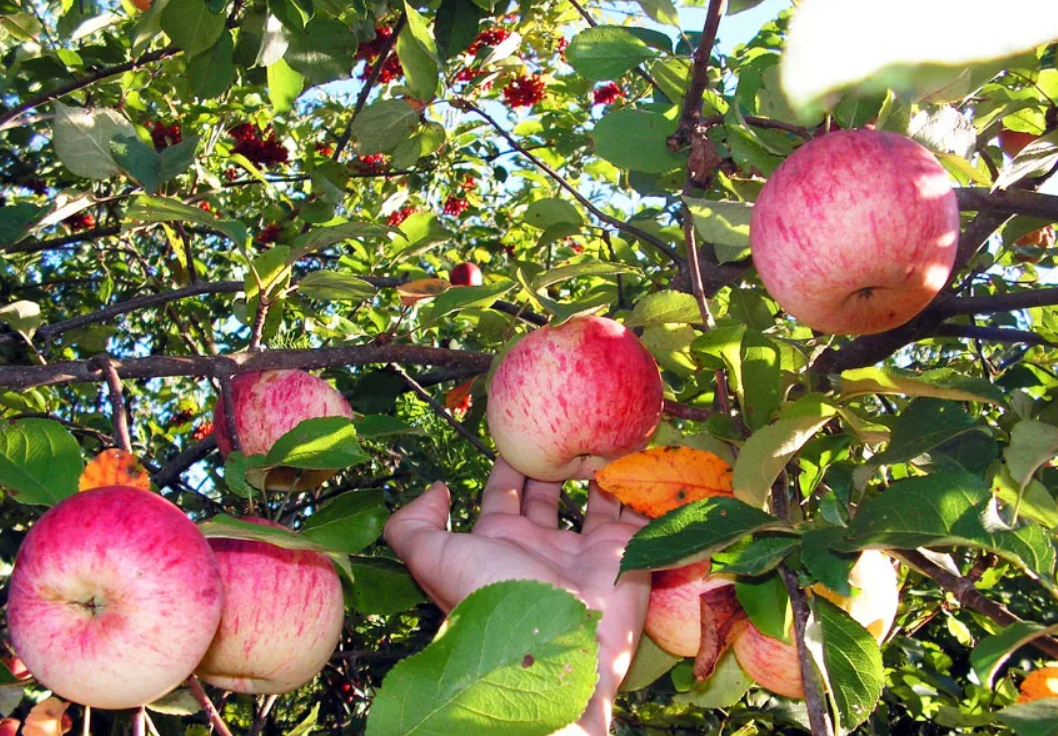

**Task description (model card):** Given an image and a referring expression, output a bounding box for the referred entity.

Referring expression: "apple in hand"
[733,551,900,699]
[750,129,960,335]
[643,560,736,657]
[195,517,345,694]
[214,369,354,491]
[6,486,224,710]
[450,262,483,286]
[486,315,664,481]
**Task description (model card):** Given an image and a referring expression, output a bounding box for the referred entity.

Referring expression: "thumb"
[384,481,452,566]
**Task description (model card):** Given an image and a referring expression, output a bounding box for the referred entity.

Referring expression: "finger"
[521,478,563,527]
[384,482,453,584]
[479,457,525,518]
[583,481,622,534]
[618,506,651,530]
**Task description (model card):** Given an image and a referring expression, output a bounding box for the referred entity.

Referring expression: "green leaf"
[971,622,1058,689]
[427,279,515,322]
[366,580,600,736]
[993,468,1058,530]
[800,528,857,597]
[297,271,377,302]
[740,329,781,431]
[111,134,163,193]
[780,0,1058,118]
[869,399,995,475]
[301,489,388,554]
[347,556,425,615]
[818,598,884,732]
[353,415,419,439]
[0,300,41,339]
[188,30,236,98]
[1005,420,1058,491]
[397,1,440,100]
[433,0,483,58]
[200,514,330,552]
[736,572,790,642]
[593,108,685,174]
[285,19,357,85]
[292,220,393,257]
[621,496,791,573]
[841,471,1057,585]
[997,699,1058,736]
[286,704,320,736]
[672,650,754,707]
[837,366,1005,405]
[222,451,260,498]
[621,634,679,692]
[0,419,83,506]
[682,198,753,264]
[531,261,635,291]
[160,0,225,58]
[566,26,656,82]
[997,130,1058,190]
[632,0,679,28]
[265,416,368,470]
[266,57,304,113]
[389,212,453,262]
[159,135,200,184]
[350,99,419,155]
[0,203,44,247]
[713,535,799,576]
[732,397,838,508]
[124,194,248,246]
[523,198,583,229]
[627,290,702,327]
[53,102,136,180]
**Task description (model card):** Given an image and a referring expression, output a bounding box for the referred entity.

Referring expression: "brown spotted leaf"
[595,446,734,518]
[397,278,450,306]
[693,584,748,681]
[79,448,150,492]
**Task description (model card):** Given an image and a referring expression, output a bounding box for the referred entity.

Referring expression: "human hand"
[384,459,652,736]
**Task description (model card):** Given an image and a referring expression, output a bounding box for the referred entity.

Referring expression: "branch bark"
[668,0,726,150]
[955,188,1058,221]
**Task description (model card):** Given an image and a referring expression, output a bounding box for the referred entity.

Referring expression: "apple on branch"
[750,129,960,335]
[5,486,224,710]
[195,517,346,694]
[213,369,354,491]
[486,315,664,481]
[643,560,739,659]
[449,262,483,286]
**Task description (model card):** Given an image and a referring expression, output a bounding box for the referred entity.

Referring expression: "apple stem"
[89,354,132,453]
[132,707,146,736]
[82,707,90,736]
[248,694,278,736]
[188,676,236,736]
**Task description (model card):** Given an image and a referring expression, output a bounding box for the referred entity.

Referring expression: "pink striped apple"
[194,517,345,694]
[644,560,737,657]
[750,129,960,335]
[486,316,664,481]
[213,369,354,491]
[6,486,223,709]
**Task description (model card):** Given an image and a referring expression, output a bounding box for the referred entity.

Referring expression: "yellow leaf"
[24,698,70,736]
[595,446,733,518]
[397,278,449,305]
[79,448,151,492]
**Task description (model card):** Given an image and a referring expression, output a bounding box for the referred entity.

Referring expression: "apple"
[213,369,354,491]
[0,719,19,736]
[450,262,483,286]
[486,315,664,481]
[195,517,345,694]
[5,486,223,710]
[999,127,1037,158]
[3,655,30,681]
[733,551,900,699]
[643,560,736,657]
[750,129,960,335]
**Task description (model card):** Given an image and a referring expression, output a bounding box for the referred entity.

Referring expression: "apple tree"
[1,0,1058,733]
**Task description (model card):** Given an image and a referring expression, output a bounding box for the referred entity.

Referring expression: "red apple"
[450,262,483,286]
[733,551,900,699]
[750,129,960,335]
[0,719,19,736]
[486,315,664,481]
[213,369,354,491]
[195,518,345,694]
[5,487,223,709]
[643,560,736,657]
[999,127,1037,158]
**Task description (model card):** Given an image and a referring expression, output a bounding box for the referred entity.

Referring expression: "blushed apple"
[644,560,737,657]
[450,262,483,286]
[213,369,354,491]
[195,517,345,694]
[0,719,18,736]
[733,551,900,699]
[486,315,664,481]
[999,127,1036,158]
[750,129,960,335]
[6,486,223,709]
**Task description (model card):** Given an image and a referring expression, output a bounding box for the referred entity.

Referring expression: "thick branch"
[940,286,1058,317]
[152,437,218,493]
[668,0,727,150]
[0,47,180,131]
[0,345,494,390]
[955,188,1058,221]
[934,323,1057,347]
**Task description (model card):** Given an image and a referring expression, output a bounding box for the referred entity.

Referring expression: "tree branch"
[668,0,726,150]
[0,345,494,390]
[940,286,1058,317]
[934,323,1057,347]
[3,225,123,255]
[89,354,132,452]
[955,188,1058,221]
[152,437,218,493]
[392,364,494,461]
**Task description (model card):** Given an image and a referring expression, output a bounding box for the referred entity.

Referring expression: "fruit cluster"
[386,206,418,226]
[501,74,547,108]
[355,25,404,83]
[65,212,95,231]
[442,195,470,217]
[592,82,624,106]
[4,370,353,709]
[149,121,182,150]
[228,123,289,168]
[466,27,511,55]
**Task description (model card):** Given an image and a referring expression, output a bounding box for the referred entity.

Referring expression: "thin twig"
[248,295,271,352]
[248,694,278,736]
[187,676,235,736]
[2,225,122,255]
[662,399,715,422]
[566,0,666,99]
[941,286,1058,317]
[668,0,727,150]
[89,354,132,453]
[392,365,494,460]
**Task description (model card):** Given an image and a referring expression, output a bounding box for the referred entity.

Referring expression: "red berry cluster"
[191,421,213,442]
[356,26,404,84]
[224,167,239,181]
[556,37,569,59]
[592,82,624,106]
[442,196,470,217]
[229,123,289,168]
[198,201,214,214]
[565,237,584,254]
[461,177,477,191]
[67,212,96,231]
[454,67,493,90]
[467,27,511,55]
[315,142,334,157]
[386,207,418,226]
[502,74,546,108]
[150,121,182,150]
[256,223,281,244]
[353,153,389,173]
[355,25,394,61]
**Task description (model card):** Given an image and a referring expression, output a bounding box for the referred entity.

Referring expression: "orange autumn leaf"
[1019,666,1058,703]
[397,278,450,306]
[23,698,71,736]
[445,378,475,412]
[79,449,150,492]
[595,446,733,518]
